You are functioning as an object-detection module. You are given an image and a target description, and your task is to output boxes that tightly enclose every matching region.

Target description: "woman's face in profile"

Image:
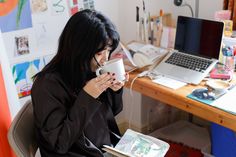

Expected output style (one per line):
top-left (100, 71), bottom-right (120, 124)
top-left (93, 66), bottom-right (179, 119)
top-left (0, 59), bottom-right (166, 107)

top-left (90, 47), bottom-right (111, 72)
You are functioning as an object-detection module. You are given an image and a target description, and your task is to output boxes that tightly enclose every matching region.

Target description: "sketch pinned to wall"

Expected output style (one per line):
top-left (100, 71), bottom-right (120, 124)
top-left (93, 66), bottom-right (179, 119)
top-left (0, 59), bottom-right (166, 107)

top-left (14, 35), bottom-right (30, 56)
top-left (0, 0), bottom-right (32, 33)
top-left (34, 23), bottom-right (52, 50)
top-left (12, 58), bottom-right (44, 98)
top-left (67, 0), bottom-right (95, 16)
top-left (31, 0), bottom-right (48, 14)
top-left (50, 0), bottom-right (67, 15)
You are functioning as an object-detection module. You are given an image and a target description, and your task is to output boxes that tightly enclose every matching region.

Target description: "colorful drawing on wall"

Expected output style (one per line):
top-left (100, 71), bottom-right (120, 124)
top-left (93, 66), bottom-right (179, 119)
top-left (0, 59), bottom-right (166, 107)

top-left (67, 0), bottom-right (94, 16)
top-left (14, 35), bottom-right (30, 56)
top-left (0, 0), bottom-right (32, 33)
top-left (0, 64), bottom-right (15, 157)
top-left (68, 0), bottom-right (82, 15)
top-left (31, 0), bottom-right (48, 13)
top-left (34, 22), bottom-right (52, 48)
top-left (12, 58), bottom-right (44, 98)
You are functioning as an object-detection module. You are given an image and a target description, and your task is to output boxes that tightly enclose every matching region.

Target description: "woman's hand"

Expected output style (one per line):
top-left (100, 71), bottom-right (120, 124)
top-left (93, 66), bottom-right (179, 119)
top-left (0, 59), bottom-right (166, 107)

top-left (83, 73), bottom-right (114, 98)
top-left (110, 73), bottom-right (129, 92)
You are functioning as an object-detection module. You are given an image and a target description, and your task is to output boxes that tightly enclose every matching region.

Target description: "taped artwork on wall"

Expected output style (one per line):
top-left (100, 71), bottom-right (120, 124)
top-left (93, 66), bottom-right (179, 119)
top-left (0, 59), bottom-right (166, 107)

top-left (11, 58), bottom-right (44, 98)
top-left (67, 0), bottom-right (95, 16)
top-left (0, 0), bottom-right (32, 32)
top-left (11, 54), bottom-right (54, 98)
top-left (51, 0), bottom-right (67, 15)
top-left (31, 0), bottom-right (48, 14)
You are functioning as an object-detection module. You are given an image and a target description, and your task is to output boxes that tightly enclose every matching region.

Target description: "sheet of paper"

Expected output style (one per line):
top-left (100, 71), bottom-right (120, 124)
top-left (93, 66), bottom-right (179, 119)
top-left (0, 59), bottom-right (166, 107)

top-left (120, 42), bottom-right (137, 67)
top-left (152, 76), bottom-right (187, 90)
top-left (211, 86), bottom-right (236, 114)
top-left (126, 42), bottom-right (145, 52)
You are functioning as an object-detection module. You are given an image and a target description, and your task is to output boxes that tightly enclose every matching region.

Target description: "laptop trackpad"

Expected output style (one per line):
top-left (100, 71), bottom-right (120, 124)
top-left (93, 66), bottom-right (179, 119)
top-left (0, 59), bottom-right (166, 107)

top-left (165, 67), bottom-right (201, 84)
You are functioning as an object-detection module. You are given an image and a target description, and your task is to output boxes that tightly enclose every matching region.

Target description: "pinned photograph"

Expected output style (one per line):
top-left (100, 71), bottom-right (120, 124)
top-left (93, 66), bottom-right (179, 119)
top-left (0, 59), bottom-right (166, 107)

top-left (31, 0), bottom-right (48, 13)
top-left (15, 36), bottom-right (30, 56)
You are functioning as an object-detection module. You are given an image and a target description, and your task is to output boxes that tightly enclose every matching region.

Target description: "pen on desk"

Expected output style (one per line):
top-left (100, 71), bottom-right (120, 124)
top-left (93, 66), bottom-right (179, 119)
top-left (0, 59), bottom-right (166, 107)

top-left (136, 6), bottom-right (140, 41)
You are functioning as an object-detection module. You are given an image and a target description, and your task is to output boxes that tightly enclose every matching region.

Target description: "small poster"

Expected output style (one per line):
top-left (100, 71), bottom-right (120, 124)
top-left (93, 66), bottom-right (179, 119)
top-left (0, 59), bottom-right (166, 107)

top-left (12, 58), bottom-right (44, 98)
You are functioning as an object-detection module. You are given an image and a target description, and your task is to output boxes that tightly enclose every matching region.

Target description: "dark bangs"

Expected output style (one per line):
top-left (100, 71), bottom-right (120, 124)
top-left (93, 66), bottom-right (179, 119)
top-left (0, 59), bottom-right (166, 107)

top-left (95, 14), bottom-right (120, 54)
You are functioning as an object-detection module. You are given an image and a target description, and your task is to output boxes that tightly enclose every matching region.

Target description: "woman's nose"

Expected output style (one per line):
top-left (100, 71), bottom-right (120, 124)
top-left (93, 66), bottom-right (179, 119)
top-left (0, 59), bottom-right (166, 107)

top-left (103, 50), bottom-right (109, 61)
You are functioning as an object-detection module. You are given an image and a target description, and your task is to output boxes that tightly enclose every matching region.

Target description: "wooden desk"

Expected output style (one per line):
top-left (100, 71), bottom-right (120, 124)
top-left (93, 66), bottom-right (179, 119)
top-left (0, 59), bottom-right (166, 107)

top-left (125, 71), bottom-right (236, 132)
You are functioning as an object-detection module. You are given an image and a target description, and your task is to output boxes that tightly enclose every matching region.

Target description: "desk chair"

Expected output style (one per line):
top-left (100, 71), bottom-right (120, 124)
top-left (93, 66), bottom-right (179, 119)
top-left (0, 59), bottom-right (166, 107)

top-left (8, 100), bottom-right (38, 157)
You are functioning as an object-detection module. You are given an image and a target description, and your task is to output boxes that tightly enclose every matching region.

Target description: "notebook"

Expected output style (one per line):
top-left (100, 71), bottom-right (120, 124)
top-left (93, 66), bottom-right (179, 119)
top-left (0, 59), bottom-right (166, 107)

top-left (153, 16), bottom-right (224, 85)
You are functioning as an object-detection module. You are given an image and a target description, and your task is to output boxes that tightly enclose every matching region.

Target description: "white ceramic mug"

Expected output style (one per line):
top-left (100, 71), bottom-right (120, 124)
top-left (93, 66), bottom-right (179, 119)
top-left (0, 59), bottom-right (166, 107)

top-left (96, 58), bottom-right (126, 82)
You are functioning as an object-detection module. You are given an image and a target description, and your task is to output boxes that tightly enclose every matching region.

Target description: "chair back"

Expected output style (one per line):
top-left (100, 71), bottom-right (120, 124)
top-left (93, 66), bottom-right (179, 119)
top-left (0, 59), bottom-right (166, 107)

top-left (8, 100), bottom-right (38, 157)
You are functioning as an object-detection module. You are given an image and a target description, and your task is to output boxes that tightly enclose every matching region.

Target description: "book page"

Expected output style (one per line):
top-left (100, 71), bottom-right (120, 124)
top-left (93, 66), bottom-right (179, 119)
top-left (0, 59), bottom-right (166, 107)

top-left (103, 129), bottom-right (169, 157)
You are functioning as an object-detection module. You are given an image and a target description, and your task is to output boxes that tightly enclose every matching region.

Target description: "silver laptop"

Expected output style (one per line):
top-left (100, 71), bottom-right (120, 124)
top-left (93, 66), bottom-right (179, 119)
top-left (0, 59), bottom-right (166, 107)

top-left (153, 16), bottom-right (224, 85)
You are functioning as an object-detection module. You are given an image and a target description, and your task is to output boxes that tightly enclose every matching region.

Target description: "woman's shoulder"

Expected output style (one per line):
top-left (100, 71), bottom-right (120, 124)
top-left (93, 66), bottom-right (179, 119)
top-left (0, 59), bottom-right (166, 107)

top-left (32, 71), bottom-right (64, 92)
top-left (35, 71), bottom-right (62, 83)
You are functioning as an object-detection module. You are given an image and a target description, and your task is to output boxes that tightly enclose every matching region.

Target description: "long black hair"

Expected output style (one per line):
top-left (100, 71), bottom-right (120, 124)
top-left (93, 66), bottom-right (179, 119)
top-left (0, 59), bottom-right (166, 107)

top-left (35, 9), bottom-right (120, 91)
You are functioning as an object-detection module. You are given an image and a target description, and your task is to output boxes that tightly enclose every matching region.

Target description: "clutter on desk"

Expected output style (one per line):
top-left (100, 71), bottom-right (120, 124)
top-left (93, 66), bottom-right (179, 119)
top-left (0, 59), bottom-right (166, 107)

top-left (206, 79), bottom-right (231, 91)
top-left (187, 83), bottom-right (236, 115)
top-left (221, 44), bottom-right (235, 72)
top-left (209, 63), bottom-right (233, 80)
top-left (214, 10), bottom-right (233, 37)
top-left (189, 79), bottom-right (233, 102)
top-left (219, 36), bottom-right (236, 70)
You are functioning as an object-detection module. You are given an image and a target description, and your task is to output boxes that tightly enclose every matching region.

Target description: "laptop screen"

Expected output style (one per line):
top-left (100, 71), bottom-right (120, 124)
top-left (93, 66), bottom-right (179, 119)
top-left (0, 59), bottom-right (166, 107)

top-left (174, 16), bottom-right (224, 59)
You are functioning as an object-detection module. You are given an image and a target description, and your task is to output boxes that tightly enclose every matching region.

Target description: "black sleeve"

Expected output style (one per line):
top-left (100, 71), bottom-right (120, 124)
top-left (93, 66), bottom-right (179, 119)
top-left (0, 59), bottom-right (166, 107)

top-left (31, 75), bottom-right (101, 154)
top-left (108, 88), bottom-right (123, 116)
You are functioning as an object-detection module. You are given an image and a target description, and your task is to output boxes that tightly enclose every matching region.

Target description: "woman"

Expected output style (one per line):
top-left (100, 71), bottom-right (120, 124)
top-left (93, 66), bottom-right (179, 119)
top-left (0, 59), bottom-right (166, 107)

top-left (31, 9), bottom-right (128, 157)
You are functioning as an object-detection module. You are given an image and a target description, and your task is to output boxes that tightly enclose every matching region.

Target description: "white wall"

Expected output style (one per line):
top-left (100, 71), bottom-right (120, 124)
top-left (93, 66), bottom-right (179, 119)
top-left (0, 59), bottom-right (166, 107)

top-left (118, 0), bottom-right (223, 43)
top-left (95, 0), bottom-right (120, 33)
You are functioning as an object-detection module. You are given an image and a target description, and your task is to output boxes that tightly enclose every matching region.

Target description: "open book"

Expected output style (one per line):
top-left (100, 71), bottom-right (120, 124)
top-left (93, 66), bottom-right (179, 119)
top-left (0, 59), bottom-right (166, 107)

top-left (103, 129), bottom-right (169, 157)
top-left (120, 42), bottom-right (168, 68)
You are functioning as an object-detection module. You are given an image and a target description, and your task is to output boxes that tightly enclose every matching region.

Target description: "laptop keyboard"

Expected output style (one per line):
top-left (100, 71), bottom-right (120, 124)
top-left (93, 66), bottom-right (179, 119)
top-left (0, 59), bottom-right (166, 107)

top-left (165, 52), bottom-right (213, 73)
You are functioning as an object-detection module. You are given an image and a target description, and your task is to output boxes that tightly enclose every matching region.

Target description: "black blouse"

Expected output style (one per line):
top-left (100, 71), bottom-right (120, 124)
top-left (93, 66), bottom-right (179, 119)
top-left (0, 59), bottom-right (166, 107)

top-left (31, 72), bottom-right (123, 157)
